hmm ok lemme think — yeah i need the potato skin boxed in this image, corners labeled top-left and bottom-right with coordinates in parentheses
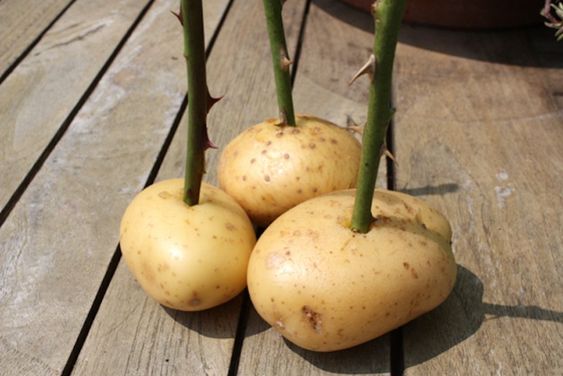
top-left (120, 179), bottom-right (256, 311)
top-left (218, 115), bottom-right (361, 227)
top-left (247, 189), bottom-right (456, 351)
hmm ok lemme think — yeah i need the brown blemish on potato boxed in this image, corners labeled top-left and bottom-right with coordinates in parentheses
top-left (403, 262), bottom-right (410, 270)
top-left (142, 263), bottom-right (155, 282)
top-left (283, 153), bottom-right (290, 159)
top-left (225, 222), bottom-right (236, 231)
top-left (157, 263), bottom-right (170, 272)
top-left (291, 128), bottom-right (300, 134)
top-left (250, 158), bottom-right (256, 164)
top-left (158, 191), bottom-right (173, 199)
top-left (309, 143), bottom-right (316, 149)
top-left (302, 305), bottom-right (322, 333)
top-left (411, 268), bottom-right (419, 279)
top-left (189, 293), bottom-right (201, 307)
top-left (242, 175), bottom-right (247, 181)
top-left (264, 175), bottom-right (271, 182)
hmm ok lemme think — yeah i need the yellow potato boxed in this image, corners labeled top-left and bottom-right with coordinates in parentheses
top-left (218, 115), bottom-right (361, 227)
top-left (120, 179), bottom-right (256, 311)
top-left (247, 189), bottom-right (456, 351)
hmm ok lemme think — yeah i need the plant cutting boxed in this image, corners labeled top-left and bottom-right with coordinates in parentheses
top-left (119, 0), bottom-right (256, 311)
top-left (217, 0), bottom-right (362, 228)
top-left (247, 0), bottom-right (457, 351)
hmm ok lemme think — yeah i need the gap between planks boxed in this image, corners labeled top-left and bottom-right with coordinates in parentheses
top-left (227, 2), bottom-right (313, 375)
top-left (0, 0), bottom-right (77, 84)
top-left (60, 0), bottom-right (236, 374)
top-left (0, 0), bottom-right (156, 229)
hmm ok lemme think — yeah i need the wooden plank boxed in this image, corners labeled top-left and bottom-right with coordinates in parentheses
top-left (0, 1), bottom-right (230, 375)
top-left (393, 27), bottom-right (563, 375)
top-left (237, 1), bottom-right (391, 374)
top-left (72, 0), bottom-right (308, 375)
top-left (0, 0), bottom-right (150, 214)
top-left (0, 0), bottom-right (74, 78)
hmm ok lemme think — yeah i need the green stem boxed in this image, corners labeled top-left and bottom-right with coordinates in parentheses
top-left (350, 0), bottom-right (407, 233)
top-left (262, 0), bottom-right (296, 126)
top-left (182, 0), bottom-right (208, 205)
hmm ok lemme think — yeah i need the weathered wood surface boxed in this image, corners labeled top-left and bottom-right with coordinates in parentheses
top-left (72, 0), bottom-right (308, 375)
top-left (0, 0), bottom-right (562, 374)
top-left (0, 1), bottom-right (229, 375)
top-left (0, 0), bottom-right (74, 78)
top-left (236, 1), bottom-right (390, 375)
top-left (0, 0), bottom-right (150, 214)
top-left (393, 27), bottom-right (563, 375)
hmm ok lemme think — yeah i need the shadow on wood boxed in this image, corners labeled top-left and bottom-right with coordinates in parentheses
top-left (403, 265), bottom-right (563, 368)
top-left (313, 0), bottom-right (563, 68)
top-left (284, 334), bottom-right (390, 374)
top-left (162, 295), bottom-right (243, 339)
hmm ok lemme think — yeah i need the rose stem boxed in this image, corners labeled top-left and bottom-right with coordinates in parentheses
top-left (350, 0), bottom-right (407, 233)
top-left (182, 0), bottom-right (211, 205)
top-left (262, 0), bottom-right (296, 126)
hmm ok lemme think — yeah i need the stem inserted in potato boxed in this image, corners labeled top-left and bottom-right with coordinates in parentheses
top-left (263, 0), bottom-right (296, 126)
top-left (350, 0), bottom-right (407, 233)
top-left (182, 0), bottom-right (216, 205)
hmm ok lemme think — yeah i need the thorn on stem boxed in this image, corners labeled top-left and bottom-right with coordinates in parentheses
top-left (171, 7), bottom-right (183, 25)
top-left (280, 49), bottom-right (292, 72)
top-left (346, 115), bottom-right (364, 135)
top-left (349, 54), bottom-right (376, 85)
top-left (203, 125), bottom-right (217, 150)
top-left (383, 148), bottom-right (398, 167)
top-left (206, 87), bottom-right (223, 114)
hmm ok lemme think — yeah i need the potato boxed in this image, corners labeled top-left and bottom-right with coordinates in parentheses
top-left (247, 189), bottom-right (456, 351)
top-left (218, 115), bottom-right (361, 227)
top-left (120, 179), bottom-right (256, 311)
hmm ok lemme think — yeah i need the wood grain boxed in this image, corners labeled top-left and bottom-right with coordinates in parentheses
top-left (393, 26), bottom-right (563, 375)
top-left (0, 0), bottom-right (74, 78)
top-left (236, 1), bottom-right (390, 374)
top-left (72, 0), bottom-right (308, 375)
top-left (0, 1), bottom-right (229, 375)
top-left (0, 0), bottom-right (150, 213)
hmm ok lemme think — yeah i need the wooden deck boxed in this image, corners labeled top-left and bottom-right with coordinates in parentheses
top-left (1, 0), bottom-right (562, 375)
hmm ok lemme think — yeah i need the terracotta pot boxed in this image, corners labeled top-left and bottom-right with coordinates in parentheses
top-left (340, 0), bottom-right (542, 29)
